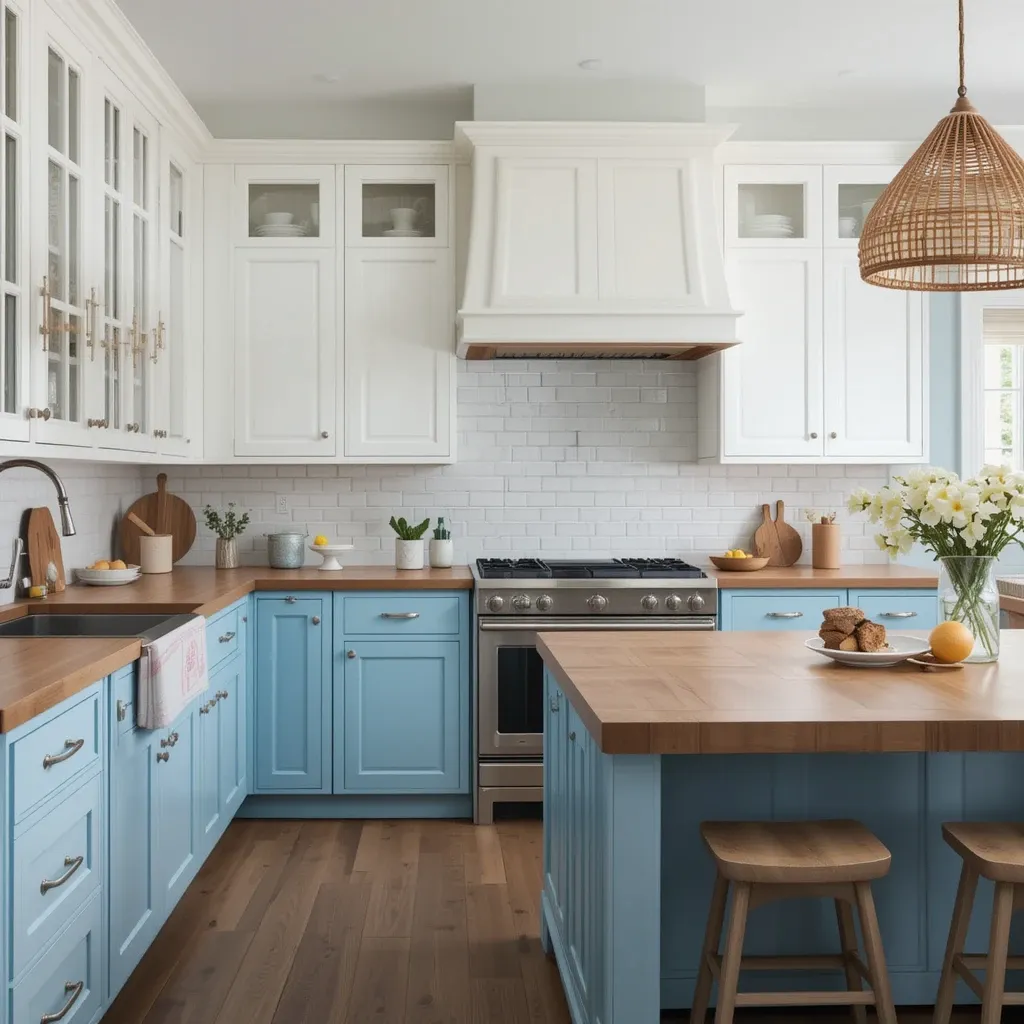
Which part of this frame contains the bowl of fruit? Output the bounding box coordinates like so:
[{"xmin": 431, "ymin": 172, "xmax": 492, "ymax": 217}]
[
  {"xmin": 709, "ymin": 550, "xmax": 770, "ymax": 572},
  {"xmin": 75, "ymin": 559, "xmax": 141, "ymax": 586},
  {"xmin": 309, "ymin": 535, "xmax": 354, "ymax": 572}
]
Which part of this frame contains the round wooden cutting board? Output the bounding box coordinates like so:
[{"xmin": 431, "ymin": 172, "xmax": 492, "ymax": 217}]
[{"xmin": 119, "ymin": 473, "xmax": 197, "ymax": 566}]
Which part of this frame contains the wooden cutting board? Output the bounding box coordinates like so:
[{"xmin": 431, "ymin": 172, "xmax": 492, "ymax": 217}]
[
  {"xmin": 26, "ymin": 507, "xmax": 66, "ymax": 591},
  {"xmin": 752, "ymin": 500, "xmax": 803, "ymax": 567},
  {"xmin": 119, "ymin": 473, "xmax": 197, "ymax": 566}
]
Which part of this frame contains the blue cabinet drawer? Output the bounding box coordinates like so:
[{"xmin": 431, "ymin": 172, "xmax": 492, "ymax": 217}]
[
  {"xmin": 10, "ymin": 892, "xmax": 103, "ymax": 1024},
  {"xmin": 11, "ymin": 690, "xmax": 101, "ymax": 823},
  {"xmin": 206, "ymin": 601, "xmax": 242, "ymax": 671},
  {"xmin": 340, "ymin": 594, "xmax": 462, "ymax": 636},
  {"xmin": 721, "ymin": 589, "xmax": 847, "ymax": 631},
  {"xmin": 11, "ymin": 774, "xmax": 102, "ymax": 978},
  {"xmin": 848, "ymin": 589, "xmax": 939, "ymax": 630}
]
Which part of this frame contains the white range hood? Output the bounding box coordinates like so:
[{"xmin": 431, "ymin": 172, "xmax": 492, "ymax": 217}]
[{"xmin": 455, "ymin": 121, "xmax": 740, "ymax": 360}]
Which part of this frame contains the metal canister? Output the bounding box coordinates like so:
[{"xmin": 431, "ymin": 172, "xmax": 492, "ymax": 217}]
[{"xmin": 266, "ymin": 531, "xmax": 306, "ymax": 569}]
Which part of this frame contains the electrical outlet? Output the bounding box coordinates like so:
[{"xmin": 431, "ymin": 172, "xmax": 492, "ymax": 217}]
[{"xmin": 275, "ymin": 494, "xmax": 290, "ymax": 515}]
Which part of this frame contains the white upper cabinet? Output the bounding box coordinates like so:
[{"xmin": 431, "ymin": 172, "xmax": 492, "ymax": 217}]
[
  {"xmin": 488, "ymin": 157, "xmax": 598, "ymax": 307},
  {"xmin": 0, "ymin": 0, "xmax": 28, "ymax": 442},
  {"xmin": 700, "ymin": 160, "xmax": 929, "ymax": 464},
  {"xmin": 344, "ymin": 248, "xmax": 453, "ymax": 460},
  {"xmin": 823, "ymin": 250, "xmax": 927, "ymax": 460},
  {"xmin": 233, "ymin": 247, "xmax": 336, "ymax": 458},
  {"xmin": 344, "ymin": 164, "xmax": 448, "ymax": 248},
  {"xmin": 237, "ymin": 164, "xmax": 335, "ymax": 247},
  {"xmin": 720, "ymin": 248, "xmax": 823, "ymax": 459}
]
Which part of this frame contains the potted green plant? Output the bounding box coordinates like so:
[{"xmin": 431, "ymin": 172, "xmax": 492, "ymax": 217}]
[
  {"xmin": 202, "ymin": 502, "xmax": 251, "ymax": 569},
  {"xmin": 389, "ymin": 515, "xmax": 431, "ymax": 570}
]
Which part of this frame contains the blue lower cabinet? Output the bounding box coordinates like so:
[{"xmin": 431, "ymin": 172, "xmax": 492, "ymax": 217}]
[
  {"xmin": 719, "ymin": 589, "xmax": 847, "ymax": 631},
  {"xmin": 196, "ymin": 692, "xmax": 222, "ymax": 853},
  {"xmin": 152, "ymin": 706, "xmax": 198, "ymax": 916},
  {"xmin": 849, "ymin": 588, "xmax": 939, "ymax": 630},
  {"xmin": 254, "ymin": 595, "xmax": 332, "ymax": 793},
  {"xmin": 217, "ymin": 656, "xmax": 247, "ymax": 820},
  {"xmin": 337, "ymin": 640, "xmax": 466, "ymax": 793}
]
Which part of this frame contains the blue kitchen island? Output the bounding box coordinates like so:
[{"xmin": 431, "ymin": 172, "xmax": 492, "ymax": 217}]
[{"xmin": 537, "ymin": 628, "xmax": 1024, "ymax": 1023}]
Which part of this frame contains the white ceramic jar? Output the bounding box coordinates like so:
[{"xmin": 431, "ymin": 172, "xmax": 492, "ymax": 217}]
[{"xmin": 395, "ymin": 538, "xmax": 425, "ymax": 570}]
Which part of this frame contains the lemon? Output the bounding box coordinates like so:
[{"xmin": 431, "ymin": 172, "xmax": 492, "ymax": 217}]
[
  {"xmin": 929, "ymin": 621, "xmax": 974, "ymax": 663},
  {"xmin": 109, "ymin": 559, "xmax": 127, "ymax": 570},
  {"xmin": 91, "ymin": 560, "xmax": 110, "ymax": 570},
  {"xmin": 313, "ymin": 534, "xmax": 329, "ymax": 547}
]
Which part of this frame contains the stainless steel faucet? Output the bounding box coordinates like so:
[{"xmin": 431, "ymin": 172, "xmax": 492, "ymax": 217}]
[{"xmin": 0, "ymin": 459, "xmax": 76, "ymax": 536}]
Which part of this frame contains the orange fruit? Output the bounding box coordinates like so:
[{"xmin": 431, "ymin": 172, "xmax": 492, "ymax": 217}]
[
  {"xmin": 90, "ymin": 560, "xmax": 110, "ymax": 570},
  {"xmin": 929, "ymin": 621, "xmax": 975, "ymax": 664},
  {"xmin": 109, "ymin": 559, "xmax": 127, "ymax": 570}
]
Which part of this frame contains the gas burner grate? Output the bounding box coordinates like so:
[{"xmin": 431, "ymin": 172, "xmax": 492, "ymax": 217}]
[{"xmin": 475, "ymin": 558, "xmax": 552, "ymax": 580}]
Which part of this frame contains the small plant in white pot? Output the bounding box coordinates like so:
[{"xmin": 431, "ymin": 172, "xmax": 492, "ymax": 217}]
[
  {"xmin": 430, "ymin": 517, "xmax": 454, "ymax": 568},
  {"xmin": 389, "ymin": 515, "xmax": 431, "ymax": 570}
]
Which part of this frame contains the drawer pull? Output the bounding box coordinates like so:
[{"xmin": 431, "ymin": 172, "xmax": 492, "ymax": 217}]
[
  {"xmin": 157, "ymin": 751, "xmax": 169, "ymax": 763},
  {"xmin": 199, "ymin": 701, "xmax": 213, "ymax": 715},
  {"xmin": 285, "ymin": 596, "xmax": 297, "ymax": 604},
  {"xmin": 380, "ymin": 611, "xmax": 420, "ymax": 620},
  {"xmin": 42, "ymin": 739, "xmax": 84, "ymax": 769},
  {"xmin": 116, "ymin": 699, "xmax": 132, "ymax": 722},
  {"xmin": 218, "ymin": 630, "xmax": 236, "ymax": 643},
  {"xmin": 216, "ymin": 689, "xmax": 229, "ymax": 700},
  {"xmin": 766, "ymin": 611, "xmax": 803, "ymax": 619},
  {"xmin": 40, "ymin": 980, "xmax": 84, "ymax": 1023},
  {"xmin": 880, "ymin": 610, "xmax": 917, "ymax": 618},
  {"xmin": 550, "ymin": 695, "xmax": 560, "ymax": 713},
  {"xmin": 40, "ymin": 855, "xmax": 84, "ymax": 895}
]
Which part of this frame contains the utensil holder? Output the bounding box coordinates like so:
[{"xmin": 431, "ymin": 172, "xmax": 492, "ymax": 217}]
[
  {"xmin": 811, "ymin": 523, "xmax": 841, "ymax": 569},
  {"xmin": 140, "ymin": 534, "xmax": 173, "ymax": 574}
]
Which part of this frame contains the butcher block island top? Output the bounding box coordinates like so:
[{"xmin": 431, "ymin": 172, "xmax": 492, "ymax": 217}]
[
  {"xmin": 704, "ymin": 563, "xmax": 938, "ymax": 588},
  {"xmin": 537, "ymin": 629, "xmax": 1024, "ymax": 756}
]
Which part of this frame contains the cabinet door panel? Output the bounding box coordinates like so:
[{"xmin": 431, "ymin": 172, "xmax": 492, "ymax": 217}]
[
  {"xmin": 255, "ymin": 597, "xmax": 330, "ymax": 792},
  {"xmin": 153, "ymin": 709, "xmax": 196, "ymax": 912},
  {"xmin": 340, "ymin": 640, "xmax": 463, "ymax": 792},
  {"xmin": 720, "ymin": 589, "xmax": 847, "ymax": 631},
  {"xmin": 823, "ymin": 251, "xmax": 927, "ymax": 460},
  {"xmin": 722, "ymin": 249, "xmax": 823, "ymax": 458},
  {"xmin": 196, "ymin": 696, "xmax": 220, "ymax": 851},
  {"xmin": 217, "ymin": 656, "xmax": 246, "ymax": 817},
  {"xmin": 233, "ymin": 249, "xmax": 335, "ymax": 457},
  {"xmin": 344, "ymin": 249, "xmax": 453, "ymax": 459},
  {"xmin": 490, "ymin": 157, "xmax": 598, "ymax": 306}
]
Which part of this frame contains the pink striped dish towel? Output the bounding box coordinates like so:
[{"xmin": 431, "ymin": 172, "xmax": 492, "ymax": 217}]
[{"xmin": 137, "ymin": 616, "xmax": 209, "ymax": 729}]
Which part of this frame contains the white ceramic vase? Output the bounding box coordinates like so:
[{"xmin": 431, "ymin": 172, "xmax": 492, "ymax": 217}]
[
  {"xmin": 429, "ymin": 538, "xmax": 454, "ymax": 568},
  {"xmin": 395, "ymin": 538, "xmax": 425, "ymax": 570}
]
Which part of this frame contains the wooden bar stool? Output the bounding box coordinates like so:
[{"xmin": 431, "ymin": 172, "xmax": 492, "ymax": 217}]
[
  {"xmin": 934, "ymin": 821, "xmax": 1024, "ymax": 1024},
  {"xmin": 691, "ymin": 819, "xmax": 898, "ymax": 1024}
]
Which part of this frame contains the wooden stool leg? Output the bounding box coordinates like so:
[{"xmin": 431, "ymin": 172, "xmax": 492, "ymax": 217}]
[
  {"xmin": 691, "ymin": 874, "xmax": 729, "ymax": 1024},
  {"xmin": 835, "ymin": 897, "xmax": 868, "ymax": 1024},
  {"xmin": 713, "ymin": 881, "xmax": 750, "ymax": 1024},
  {"xmin": 933, "ymin": 864, "xmax": 979, "ymax": 1024},
  {"xmin": 854, "ymin": 881, "xmax": 898, "ymax": 1024},
  {"xmin": 980, "ymin": 881, "xmax": 1015, "ymax": 1024}
]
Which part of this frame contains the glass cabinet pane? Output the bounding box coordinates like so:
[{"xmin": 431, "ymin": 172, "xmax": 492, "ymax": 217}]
[
  {"xmin": 4, "ymin": 9, "xmax": 15, "ymax": 120},
  {"xmin": 168, "ymin": 242, "xmax": 184, "ymax": 437},
  {"xmin": 169, "ymin": 163, "xmax": 183, "ymax": 236},
  {"xmin": 47, "ymin": 49, "xmax": 62, "ymax": 152},
  {"xmin": 737, "ymin": 183, "xmax": 805, "ymax": 239},
  {"xmin": 3, "ymin": 294, "xmax": 14, "ymax": 414},
  {"xmin": 47, "ymin": 159, "xmax": 63, "ymax": 293},
  {"xmin": 4, "ymin": 133, "xmax": 14, "ymax": 283},
  {"xmin": 67, "ymin": 69, "xmax": 78, "ymax": 163},
  {"xmin": 247, "ymin": 182, "xmax": 318, "ymax": 238},
  {"xmin": 361, "ymin": 182, "xmax": 435, "ymax": 238},
  {"xmin": 837, "ymin": 182, "xmax": 888, "ymax": 239}
]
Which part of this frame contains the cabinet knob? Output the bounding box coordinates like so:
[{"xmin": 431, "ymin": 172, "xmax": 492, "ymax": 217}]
[
  {"xmin": 217, "ymin": 689, "xmax": 229, "ymax": 700},
  {"xmin": 156, "ymin": 751, "xmax": 169, "ymax": 762},
  {"xmin": 321, "ymin": 430, "xmax": 329, "ymax": 439},
  {"xmin": 810, "ymin": 431, "xmax": 819, "ymax": 439},
  {"xmin": 312, "ymin": 615, "xmax": 321, "ymax": 625},
  {"xmin": 830, "ymin": 431, "xmax": 838, "ymax": 439},
  {"xmin": 200, "ymin": 702, "xmax": 212, "ymax": 714},
  {"xmin": 569, "ymin": 731, "xmax": 576, "ymax": 743},
  {"xmin": 285, "ymin": 596, "xmax": 297, "ymax": 604},
  {"xmin": 347, "ymin": 649, "xmax": 356, "ymax": 659}
]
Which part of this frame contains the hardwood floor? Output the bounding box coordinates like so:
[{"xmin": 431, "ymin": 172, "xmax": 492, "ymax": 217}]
[{"xmin": 105, "ymin": 818, "xmax": 996, "ymax": 1024}]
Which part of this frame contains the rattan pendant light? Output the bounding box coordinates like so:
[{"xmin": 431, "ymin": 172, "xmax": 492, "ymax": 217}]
[{"xmin": 859, "ymin": 0, "xmax": 1024, "ymax": 291}]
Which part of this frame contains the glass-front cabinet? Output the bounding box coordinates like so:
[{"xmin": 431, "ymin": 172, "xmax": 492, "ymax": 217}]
[
  {"xmin": 236, "ymin": 164, "xmax": 335, "ymax": 246},
  {"xmin": 724, "ymin": 165, "xmax": 822, "ymax": 247},
  {"xmin": 0, "ymin": 0, "xmax": 27, "ymax": 441},
  {"xmin": 823, "ymin": 165, "xmax": 901, "ymax": 246},
  {"xmin": 343, "ymin": 164, "xmax": 449, "ymax": 247}
]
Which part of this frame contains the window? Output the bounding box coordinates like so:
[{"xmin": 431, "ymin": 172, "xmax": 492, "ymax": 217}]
[{"xmin": 962, "ymin": 294, "xmax": 1024, "ymax": 473}]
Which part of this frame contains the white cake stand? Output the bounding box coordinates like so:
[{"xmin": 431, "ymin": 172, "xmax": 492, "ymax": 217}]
[{"xmin": 309, "ymin": 544, "xmax": 354, "ymax": 571}]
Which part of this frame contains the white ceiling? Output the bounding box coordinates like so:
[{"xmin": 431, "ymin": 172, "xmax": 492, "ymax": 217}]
[{"xmin": 115, "ymin": 0, "xmax": 1024, "ymax": 123}]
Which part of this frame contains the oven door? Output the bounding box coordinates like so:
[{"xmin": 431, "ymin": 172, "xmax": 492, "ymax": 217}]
[{"xmin": 476, "ymin": 615, "xmax": 716, "ymax": 760}]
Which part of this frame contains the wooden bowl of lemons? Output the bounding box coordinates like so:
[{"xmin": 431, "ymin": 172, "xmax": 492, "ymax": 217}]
[{"xmin": 709, "ymin": 550, "xmax": 770, "ymax": 572}]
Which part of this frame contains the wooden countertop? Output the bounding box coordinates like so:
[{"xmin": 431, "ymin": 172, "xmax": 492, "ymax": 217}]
[
  {"xmin": 705, "ymin": 563, "xmax": 938, "ymax": 589},
  {"xmin": 0, "ymin": 637, "xmax": 141, "ymax": 732},
  {"xmin": 0, "ymin": 565, "xmax": 474, "ymax": 732},
  {"xmin": 538, "ymin": 629, "xmax": 1024, "ymax": 756}
]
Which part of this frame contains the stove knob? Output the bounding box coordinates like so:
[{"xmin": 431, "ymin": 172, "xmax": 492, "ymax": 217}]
[
  {"xmin": 512, "ymin": 594, "xmax": 533, "ymax": 611},
  {"xmin": 536, "ymin": 594, "xmax": 553, "ymax": 613},
  {"xmin": 486, "ymin": 595, "xmax": 505, "ymax": 613},
  {"xmin": 588, "ymin": 594, "xmax": 608, "ymax": 612},
  {"xmin": 665, "ymin": 594, "xmax": 684, "ymax": 612},
  {"xmin": 688, "ymin": 593, "xmax": 706, "ymax": 612},
  {"xmin": 641, "ymin": 594, "xmax": 659, "ymax": 611}
]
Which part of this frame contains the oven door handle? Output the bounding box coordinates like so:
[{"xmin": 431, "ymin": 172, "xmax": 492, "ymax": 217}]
[{"xmin": 478, "ymin": 617, "xmax": 717, "ymax": 631}]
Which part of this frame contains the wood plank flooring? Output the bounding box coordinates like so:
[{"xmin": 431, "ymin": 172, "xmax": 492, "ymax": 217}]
[{"xmin": 105, "ymin": 819, "xmax": 996, "ymax": 1024}]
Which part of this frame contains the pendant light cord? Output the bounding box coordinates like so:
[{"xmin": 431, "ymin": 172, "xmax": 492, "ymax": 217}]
[{"xmin": 958, "ymin": 0, "xmax": 967, "ymax": 97}]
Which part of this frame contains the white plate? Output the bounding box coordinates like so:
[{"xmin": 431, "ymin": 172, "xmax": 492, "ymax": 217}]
[
  {"xmin": 75, "ymin": 566, "xmax": 142, "ymax": 586},
  {"xmin": 805, "ymin": 634, "xmax": 931, "ymax": 668},
  {"xmin": 255, "ymin": 225, "xmax": 309, "ymax": 237},
  {"xmin": 383, "ymin": 228, "xmax": 423, "ymax": 237}
]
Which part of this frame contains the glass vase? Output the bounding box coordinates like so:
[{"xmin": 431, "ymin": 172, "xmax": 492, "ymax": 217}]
[{"xmin": 939, "ymin": 556, "xmax": 1000, "ymax": 662}]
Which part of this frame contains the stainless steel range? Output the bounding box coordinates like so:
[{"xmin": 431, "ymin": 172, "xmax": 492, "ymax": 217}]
[{"xmin": 472, "ymin": 557, "xmax": 718, "ymax": 823}]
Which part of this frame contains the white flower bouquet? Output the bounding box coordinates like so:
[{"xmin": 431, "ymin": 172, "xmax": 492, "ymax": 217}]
[{"xmin": 848, "ymin": 466, "xmax": 1024, "ymax": 661}]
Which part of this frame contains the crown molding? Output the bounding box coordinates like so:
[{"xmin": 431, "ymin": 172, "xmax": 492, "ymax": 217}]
[
  {"xmin": 204, "ymin": 138, "xmax": 458, "ymax": 165},
  {"xmin": 718, "ymin": 140, "xmax": 919, "ymax": 164}
]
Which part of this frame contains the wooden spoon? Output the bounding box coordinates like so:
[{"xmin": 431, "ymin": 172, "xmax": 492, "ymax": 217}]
[{"xmin": 127, "ymin": 512, "xmax": 156, "ymax": 537}]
